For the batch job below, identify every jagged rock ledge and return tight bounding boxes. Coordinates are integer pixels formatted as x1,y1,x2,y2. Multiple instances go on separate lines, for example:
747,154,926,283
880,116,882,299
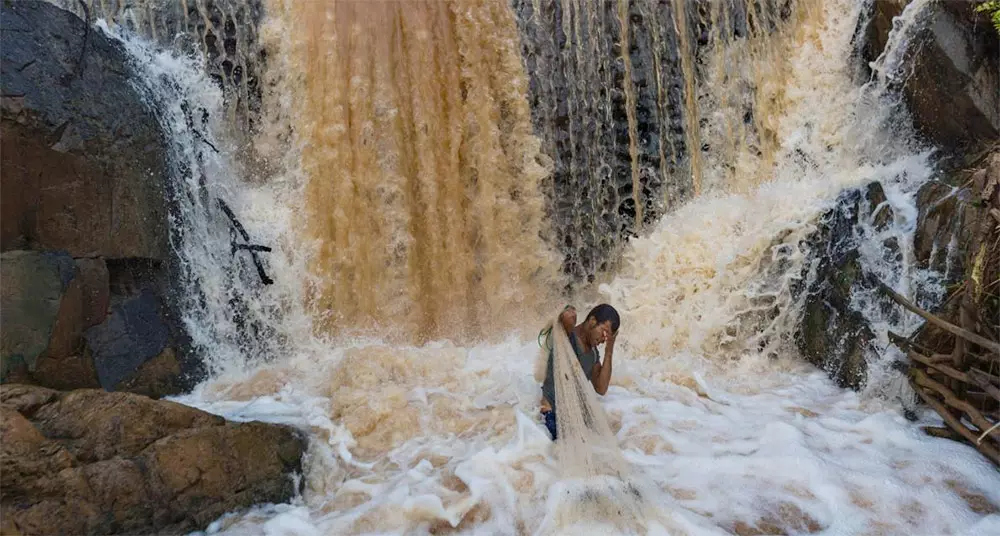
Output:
1,384,306,535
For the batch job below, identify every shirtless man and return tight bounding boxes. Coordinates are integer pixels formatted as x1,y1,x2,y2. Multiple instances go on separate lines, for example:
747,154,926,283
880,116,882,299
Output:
539,304,621,440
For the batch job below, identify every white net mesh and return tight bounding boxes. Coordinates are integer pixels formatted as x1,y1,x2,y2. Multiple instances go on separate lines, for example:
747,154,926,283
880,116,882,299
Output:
541,313,655,534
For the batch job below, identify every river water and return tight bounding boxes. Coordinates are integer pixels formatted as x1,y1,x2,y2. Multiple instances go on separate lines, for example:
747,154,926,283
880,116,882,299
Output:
92,0,1000,534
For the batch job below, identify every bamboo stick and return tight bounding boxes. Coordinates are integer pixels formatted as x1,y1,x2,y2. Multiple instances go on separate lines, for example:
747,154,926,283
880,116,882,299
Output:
879,283,1000,355
913,384,1000,465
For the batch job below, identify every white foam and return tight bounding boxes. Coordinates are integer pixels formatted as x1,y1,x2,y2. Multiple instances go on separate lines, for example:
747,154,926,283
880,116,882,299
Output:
173,334,1000,535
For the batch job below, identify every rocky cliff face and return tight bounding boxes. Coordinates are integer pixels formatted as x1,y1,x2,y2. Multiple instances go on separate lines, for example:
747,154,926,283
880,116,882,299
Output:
1,384,305,535
1,1,200,395
855,0,999,161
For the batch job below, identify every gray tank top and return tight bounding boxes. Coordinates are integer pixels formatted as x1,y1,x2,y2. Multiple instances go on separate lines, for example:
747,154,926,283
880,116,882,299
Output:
541,331,599,413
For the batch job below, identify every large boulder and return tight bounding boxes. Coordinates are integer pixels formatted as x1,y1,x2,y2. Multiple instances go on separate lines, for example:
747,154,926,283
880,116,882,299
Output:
0,1,200,395
1,0,169,258
0,384,306,535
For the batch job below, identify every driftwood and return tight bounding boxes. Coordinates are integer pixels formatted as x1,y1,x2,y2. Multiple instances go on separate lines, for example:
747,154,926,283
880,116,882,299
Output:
888,284,1000,464
907,351,1000,402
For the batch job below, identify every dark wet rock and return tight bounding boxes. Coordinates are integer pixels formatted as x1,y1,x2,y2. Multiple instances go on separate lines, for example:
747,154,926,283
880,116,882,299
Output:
86,288,171,391
0,251,76,380
902,2,999,156
911,150,1000,351
0,2,203,396
47,0,269,164
1,384,306,536
852,0,908,78
795,182,901,389
913,181,972,279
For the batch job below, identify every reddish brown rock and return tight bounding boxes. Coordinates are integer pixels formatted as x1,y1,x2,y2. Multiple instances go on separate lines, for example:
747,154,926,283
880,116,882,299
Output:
44,258,109,359
29,258,109,390
0,385,306,536
0,1,169,259
29,388,223,462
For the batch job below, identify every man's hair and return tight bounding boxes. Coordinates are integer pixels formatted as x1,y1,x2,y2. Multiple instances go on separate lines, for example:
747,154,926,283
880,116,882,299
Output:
586,304,621,333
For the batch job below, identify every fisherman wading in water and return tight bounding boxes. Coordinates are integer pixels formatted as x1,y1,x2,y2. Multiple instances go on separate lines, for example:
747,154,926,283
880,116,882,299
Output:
538,304,621,440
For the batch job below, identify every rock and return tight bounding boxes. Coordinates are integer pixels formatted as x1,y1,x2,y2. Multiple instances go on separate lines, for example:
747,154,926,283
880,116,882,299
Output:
1,251,189,396
855,0,999,158
29,388,223,462
0,2,200,396
1,385,306,536
911,149,1000,351
113,347,184,399
0,251,75,380
44,258,109,359
29,257,109,390
913,181,971,279
865,181,894,231
853,0,908,77
86,288,171,391
798,249,876,390
0,0,169,259
795,182,900,389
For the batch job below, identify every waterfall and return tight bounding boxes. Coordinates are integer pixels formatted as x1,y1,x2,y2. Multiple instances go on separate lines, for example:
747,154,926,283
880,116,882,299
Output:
258,0,561,344
87,0,1000,533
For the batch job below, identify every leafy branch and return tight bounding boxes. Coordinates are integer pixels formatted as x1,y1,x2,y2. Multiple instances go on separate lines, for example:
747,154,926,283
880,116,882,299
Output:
977,1,1000,34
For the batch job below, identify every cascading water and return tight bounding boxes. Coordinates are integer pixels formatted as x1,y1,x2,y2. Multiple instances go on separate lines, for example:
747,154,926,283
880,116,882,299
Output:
91,0,1000,534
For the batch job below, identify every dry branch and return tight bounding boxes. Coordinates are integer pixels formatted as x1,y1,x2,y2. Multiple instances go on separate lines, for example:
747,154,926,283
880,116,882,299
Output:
913,384,1000,465
879,283,1000,355
912,369,998,443
908,351,1000,402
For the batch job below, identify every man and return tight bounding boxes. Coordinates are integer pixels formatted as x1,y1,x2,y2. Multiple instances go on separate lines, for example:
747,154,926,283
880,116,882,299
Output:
539,303,621,440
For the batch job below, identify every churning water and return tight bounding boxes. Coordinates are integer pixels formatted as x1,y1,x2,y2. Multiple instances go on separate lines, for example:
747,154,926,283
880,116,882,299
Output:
93,0,1000,534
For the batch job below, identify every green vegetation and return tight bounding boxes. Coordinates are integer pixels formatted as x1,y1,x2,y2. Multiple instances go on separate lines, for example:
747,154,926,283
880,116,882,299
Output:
977,1,1000,34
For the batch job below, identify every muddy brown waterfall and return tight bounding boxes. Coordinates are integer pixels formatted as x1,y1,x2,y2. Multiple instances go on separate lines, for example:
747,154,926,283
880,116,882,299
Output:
67,0,806,341
262,0,560,343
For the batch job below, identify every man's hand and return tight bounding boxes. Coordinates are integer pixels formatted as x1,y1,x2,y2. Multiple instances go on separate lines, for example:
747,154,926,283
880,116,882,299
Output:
605,327,617,348
559,306,577,334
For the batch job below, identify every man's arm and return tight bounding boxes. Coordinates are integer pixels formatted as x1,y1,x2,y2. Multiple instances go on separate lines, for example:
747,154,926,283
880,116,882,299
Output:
591,330,615,395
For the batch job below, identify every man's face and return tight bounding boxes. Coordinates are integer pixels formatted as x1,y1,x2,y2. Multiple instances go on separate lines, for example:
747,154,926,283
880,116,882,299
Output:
586,319,614,346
